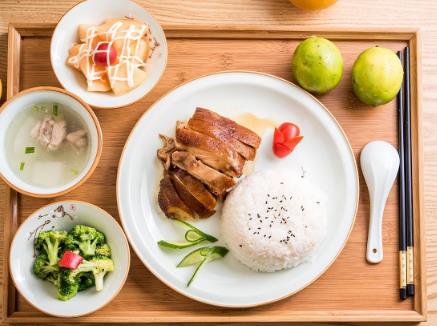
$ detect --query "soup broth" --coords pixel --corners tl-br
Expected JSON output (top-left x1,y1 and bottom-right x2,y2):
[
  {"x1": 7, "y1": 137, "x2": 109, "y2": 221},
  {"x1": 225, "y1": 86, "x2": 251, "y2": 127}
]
[{"x1": 5, "y1": 102, "x2": 91, "y2": 188}]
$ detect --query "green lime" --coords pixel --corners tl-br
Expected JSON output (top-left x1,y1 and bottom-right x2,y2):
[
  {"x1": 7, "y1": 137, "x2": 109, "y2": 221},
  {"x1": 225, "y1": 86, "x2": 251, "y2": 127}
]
[
  {"x1": 292, "y1": 37, "x2": 343, "y2": 94},
  {"x1": 352, "y1": 46, "x2": 403, "y2": 106}
]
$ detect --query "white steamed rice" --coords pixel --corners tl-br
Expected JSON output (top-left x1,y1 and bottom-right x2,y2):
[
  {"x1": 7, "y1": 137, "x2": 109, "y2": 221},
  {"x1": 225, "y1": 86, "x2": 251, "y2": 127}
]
[{"x1": 221, "y1": 168, "x2": 327, "y2": 272}]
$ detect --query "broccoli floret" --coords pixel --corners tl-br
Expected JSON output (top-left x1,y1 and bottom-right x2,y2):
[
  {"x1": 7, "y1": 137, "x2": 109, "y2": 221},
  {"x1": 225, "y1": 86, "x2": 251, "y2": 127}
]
[
  {"x1": 57, "y1": 270, "x2": 79, "y2": 301},
  {"x1": 56, "y1": 257, "x2": 114, "y2": 296},
  {"x1": 46, "y1": 273, "x2": 60, "y2": 287},
  {"x1": 33, "y1": 253, "x2": 60, "y2": 282},
  {"x1": 90, "y1": 257, "x2": 114, "y2": 292},
  {"x1": 77, "y1": 272, "x2": 95, "y2": 291},
  {"x1": 95, "y1": 243, "x2": 112, "y2": 257},
  {"x1": 34, "y1": 230, "x2": 67, "y2": 266},
  {"x1": 65, "y1": 225, "x2": 105, "y2": 258}
]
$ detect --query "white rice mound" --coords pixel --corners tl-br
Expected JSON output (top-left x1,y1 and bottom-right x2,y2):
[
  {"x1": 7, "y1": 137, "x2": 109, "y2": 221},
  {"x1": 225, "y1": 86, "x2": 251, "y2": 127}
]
[{"x1": 221, "y1": 169, "x2": 327, "y2": 272}]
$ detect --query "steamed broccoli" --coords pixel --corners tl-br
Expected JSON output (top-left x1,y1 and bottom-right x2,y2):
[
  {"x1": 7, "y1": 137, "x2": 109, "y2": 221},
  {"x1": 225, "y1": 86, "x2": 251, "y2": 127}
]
[
  {"x1": 33, "y1": 253, "x2": 60, "y2": 284},
  {"x1": 34, "y1": 230, "x2": 68, "y2": 266},
  {"x1": 58, "y1": 269, "x2": 79, "y2": 301},
  {"x1": 77, "y1": 272, "x2": 95, "y2": 291},
  {"x1": 89, "y1": 257, "x2": 114, "y2": 291},
  {"x1": 95, "y1": 243, "x2": 112, "y2": 257},
  {"x1": 65, "y1": 225, "x2": 105, "y2": 258},
  {"x1": 32, "y1": 224, "x2": 114, "y2": 301},
  {"x1": 60, "y1": 257, "x2": 114, "y2": 293}
]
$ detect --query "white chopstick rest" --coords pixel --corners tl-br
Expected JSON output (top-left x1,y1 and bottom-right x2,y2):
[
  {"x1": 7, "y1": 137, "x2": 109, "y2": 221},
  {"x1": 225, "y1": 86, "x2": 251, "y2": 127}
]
[{"x1": 361, "y1": 141, "x2": 400, "y2": 264}]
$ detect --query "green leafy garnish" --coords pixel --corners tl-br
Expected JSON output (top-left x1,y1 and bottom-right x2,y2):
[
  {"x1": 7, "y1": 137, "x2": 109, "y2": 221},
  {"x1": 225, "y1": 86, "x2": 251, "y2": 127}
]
[
  {"x1": 19, "y1": 162, "x2": 25, "y2": 171},
  {"x1": 157, "y1": 219, "x2": 217, "y2": 250},
  {"x1": 70, "y1": 168, "x2": 78, "y2": 176},
  {"x1": 25, "y1": 147, "x2": 35, "y2": 154},
  {"x1": 177, "y1": 246, "x2": 229, "y2": 287},
  {"x1": 52, "y1": 103, "x2": 59, "y2": 116}
]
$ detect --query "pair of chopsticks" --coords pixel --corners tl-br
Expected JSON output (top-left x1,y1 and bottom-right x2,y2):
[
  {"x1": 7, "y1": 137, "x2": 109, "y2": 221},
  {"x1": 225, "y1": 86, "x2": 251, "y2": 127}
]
[{"x1": 397, "y1": 47, "x2": 414, "y2": 300}]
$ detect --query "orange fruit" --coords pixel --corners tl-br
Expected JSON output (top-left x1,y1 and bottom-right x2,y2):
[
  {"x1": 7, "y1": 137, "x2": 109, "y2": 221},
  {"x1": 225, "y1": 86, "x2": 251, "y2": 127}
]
[{"x1": 289, "y1": 0, "x2": 337, "y2": 10}]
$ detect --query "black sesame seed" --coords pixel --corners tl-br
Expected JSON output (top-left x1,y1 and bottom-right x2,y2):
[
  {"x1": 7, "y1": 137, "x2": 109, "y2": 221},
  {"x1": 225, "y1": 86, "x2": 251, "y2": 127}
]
[
  {"x1": 239, "y1": 244, "x2": 243, "y2": 247},
  {"x1": 280, "y1": 182, "x2": 284, "y2": 185}
]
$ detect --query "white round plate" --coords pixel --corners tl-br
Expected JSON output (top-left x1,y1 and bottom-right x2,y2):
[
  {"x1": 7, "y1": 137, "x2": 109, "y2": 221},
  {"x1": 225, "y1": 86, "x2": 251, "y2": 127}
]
[
  {"x1": 117, "y1": 71, "x2": 359, "y2": 307},
  {"x1": 10, "y1": 201, "x2": 130, "y2": 317},
  {"x1": 50, "y1": 0, "x2": 168, "y2": 109}
]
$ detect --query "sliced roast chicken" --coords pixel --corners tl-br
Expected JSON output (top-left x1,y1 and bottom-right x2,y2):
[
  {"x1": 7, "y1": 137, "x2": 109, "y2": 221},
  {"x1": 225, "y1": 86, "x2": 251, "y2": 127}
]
[{"x1": 157, "y1": 108, "x2": 261, "y2": 220}]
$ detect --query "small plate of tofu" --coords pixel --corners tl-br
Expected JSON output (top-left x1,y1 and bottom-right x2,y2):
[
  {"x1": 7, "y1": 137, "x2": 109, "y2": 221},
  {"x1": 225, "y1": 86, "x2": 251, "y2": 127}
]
[{"x1": 50, "y1": 0, "x2": 167, "y2": 108}]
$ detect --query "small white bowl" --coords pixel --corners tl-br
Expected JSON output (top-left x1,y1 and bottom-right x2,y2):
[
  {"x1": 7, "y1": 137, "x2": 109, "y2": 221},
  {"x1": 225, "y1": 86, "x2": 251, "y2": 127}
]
[
  {"x1": 50, "y1": 0, "x2": 168, "y2": 109},
  {"x1": 0, "y1": 86, "x2": 102, "y2": 198},
  {"x1": 10, "y1": 201, "x2": 130, "y2": 317}
]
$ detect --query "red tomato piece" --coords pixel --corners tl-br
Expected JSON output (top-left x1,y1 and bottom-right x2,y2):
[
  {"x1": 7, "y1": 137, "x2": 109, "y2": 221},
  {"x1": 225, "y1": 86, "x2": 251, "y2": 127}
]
[
  {"x1": 278, "y1": 122, "x2": 300, "y2": 142},
  {"x1": 93, "y1": 42, "x2": 117, "y2": 66},
  {"x1": 272, "y1": 122, "x2": 303, "y2": 158},
  {"x1": 58, "y1": 251, "x2": 83, "y2": 270}
]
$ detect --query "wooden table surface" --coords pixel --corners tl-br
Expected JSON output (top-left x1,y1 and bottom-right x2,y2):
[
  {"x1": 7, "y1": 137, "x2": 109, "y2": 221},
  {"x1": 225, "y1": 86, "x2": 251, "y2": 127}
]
[{"x1": 0, "y1": 1, "x2": 436, "y2": 325}]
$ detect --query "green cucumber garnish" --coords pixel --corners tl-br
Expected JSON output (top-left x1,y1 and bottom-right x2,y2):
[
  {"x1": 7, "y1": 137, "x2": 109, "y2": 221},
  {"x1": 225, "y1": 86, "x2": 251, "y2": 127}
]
[
  {"x1": 157, "y1": 219, "x2": 217, "y2": 250},
  {"x1": 177, "y1": 246, "x2": 229, "y2": 286}
]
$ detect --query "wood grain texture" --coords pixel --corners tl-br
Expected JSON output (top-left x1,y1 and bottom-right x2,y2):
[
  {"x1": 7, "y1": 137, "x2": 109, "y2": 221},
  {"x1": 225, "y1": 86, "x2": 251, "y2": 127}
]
[
  {"x1": 0, "y1": 1, "x2": 436, "y2": 325},
  {"x1": 0, "y1": 25, "x2": 423, "y2": 324}
]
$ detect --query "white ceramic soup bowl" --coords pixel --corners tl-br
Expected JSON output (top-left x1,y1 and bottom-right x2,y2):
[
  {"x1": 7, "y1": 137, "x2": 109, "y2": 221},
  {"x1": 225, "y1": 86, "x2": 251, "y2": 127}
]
[
  {"x1": 50, "y1": 0, "x2": 168, "y2": 109},
  {"x1": 9, "y1": 201, "x2": 130, "y2": 317},
  {"x1": 0, "y1": 86, "x2": 102, "y2": 197}
]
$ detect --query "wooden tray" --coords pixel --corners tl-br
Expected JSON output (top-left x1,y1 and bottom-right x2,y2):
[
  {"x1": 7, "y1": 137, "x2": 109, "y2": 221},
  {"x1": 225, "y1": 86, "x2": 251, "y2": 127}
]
[{"x1": 3, "y1": 23, "x2": 425, "y2": 323}]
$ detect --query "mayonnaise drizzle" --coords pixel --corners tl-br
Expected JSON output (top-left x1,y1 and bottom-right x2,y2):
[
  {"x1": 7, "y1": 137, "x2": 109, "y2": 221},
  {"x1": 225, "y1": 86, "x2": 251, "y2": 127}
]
[{"x1": 68, "y1": 19, "x2": 156, "y2": 91}]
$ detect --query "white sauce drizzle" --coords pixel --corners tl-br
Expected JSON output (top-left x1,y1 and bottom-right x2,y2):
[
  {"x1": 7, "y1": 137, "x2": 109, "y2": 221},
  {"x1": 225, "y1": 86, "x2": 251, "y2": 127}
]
[{"x1": 67, "y1": 20, "x2": 157, "y2": 90}]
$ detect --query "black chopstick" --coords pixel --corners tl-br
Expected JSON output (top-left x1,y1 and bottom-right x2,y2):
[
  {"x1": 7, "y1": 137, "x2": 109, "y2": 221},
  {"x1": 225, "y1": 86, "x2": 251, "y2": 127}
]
[
  {"x1": 403, "y1": 46, "x2": 415, "y2": 297},
  {"x1": 396, "y1": 50, "x2": 407, "y2": 301}
]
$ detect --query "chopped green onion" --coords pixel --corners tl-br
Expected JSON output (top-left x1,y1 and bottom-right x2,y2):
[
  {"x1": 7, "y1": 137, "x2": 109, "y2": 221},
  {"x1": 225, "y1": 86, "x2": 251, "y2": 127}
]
[
  {"x1": 52, "y1": 103, "x2": 59, "y2": 116},
  {"x1": 31, "y1": 104, "x2": 46, "y2": 113},
  {"x1": 25, "y1": 147, "x2": 35, "y2": 154},
  {"x1": 70, "y1": 168, "x2": 78, "y2": 176},
  {"x1": 19, "y1": 162, "x2": 25, "y2": 171}
]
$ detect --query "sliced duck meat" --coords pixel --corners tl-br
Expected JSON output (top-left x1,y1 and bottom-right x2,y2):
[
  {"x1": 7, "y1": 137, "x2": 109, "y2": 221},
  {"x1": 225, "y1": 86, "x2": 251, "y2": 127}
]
[
  {"x1": 175, "y1": 122, "x2": 245, "y2": 177},
  {"x1": 157, "y1": 134, "x2": 176, "y2": 170},
  {"x1": 158, "y1": 174, "x2": 195, "y2": 220},
  {"x1": 171, "y1": 151, "x2": 235, "y2": 195},
  {"x1": 192, "y1": 107, "x2": 261, "y2": 149},
  {"x1": 170, "y1": 168, "x2": 217, "y2": 218},
  {"x1": 187, "y1": 117, "x2": 256, "y2": 160}
]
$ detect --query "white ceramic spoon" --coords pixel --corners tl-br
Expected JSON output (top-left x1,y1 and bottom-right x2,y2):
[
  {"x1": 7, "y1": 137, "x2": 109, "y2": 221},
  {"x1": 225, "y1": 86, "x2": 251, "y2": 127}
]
[{"x1": 361, "y1": 141, "x2": 400, "y2": 264}]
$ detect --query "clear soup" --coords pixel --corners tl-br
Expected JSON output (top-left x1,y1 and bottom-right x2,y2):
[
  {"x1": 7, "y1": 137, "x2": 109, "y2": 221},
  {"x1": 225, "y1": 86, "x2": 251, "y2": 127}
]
[{"x1": 5, "y1": 102, "x2": 91, "y2": 188}]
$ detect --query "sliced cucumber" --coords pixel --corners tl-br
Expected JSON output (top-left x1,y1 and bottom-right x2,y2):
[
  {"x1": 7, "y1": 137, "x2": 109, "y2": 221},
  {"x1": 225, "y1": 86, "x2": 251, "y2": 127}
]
[
  {"x1": 184, "y1": 229, "x2": 203, "y2": 242},
  {"x1": 187, "y1": 258, "x2": 207, "y2": 287},
  {"x1": 157, "y1": 239, "x2": 204, "y2": 249},
  {"x1": 177, "y1": 246, "x2": 229, "y2": 286},
  {"x1": 174, "y1": 219, "x2": 218, "y2": 243}
]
